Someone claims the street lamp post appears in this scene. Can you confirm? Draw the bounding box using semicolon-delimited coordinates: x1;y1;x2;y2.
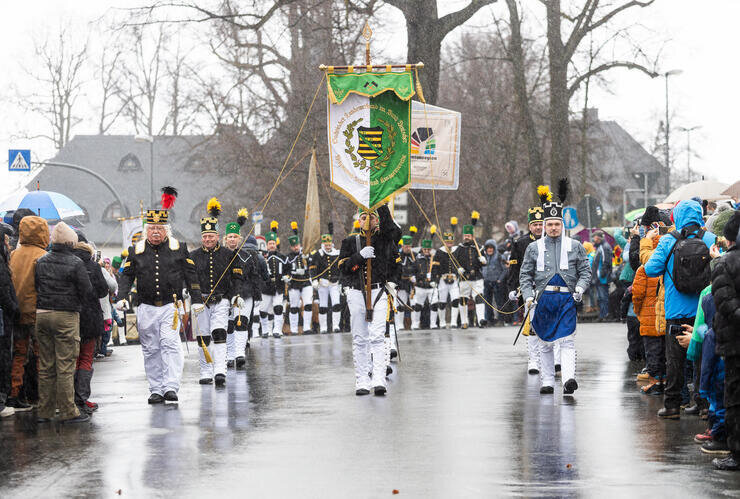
677;125;701;183
135;134;155;206
663;69;683;194
623;188;645;224
634;173;649;208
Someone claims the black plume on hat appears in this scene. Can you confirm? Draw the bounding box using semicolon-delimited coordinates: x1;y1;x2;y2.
640;206;660;227
557;178;569;204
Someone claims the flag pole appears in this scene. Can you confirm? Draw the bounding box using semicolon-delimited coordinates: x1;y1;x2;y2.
363;21;374;322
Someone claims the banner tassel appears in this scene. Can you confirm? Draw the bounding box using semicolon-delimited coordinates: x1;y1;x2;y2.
414;67;426;103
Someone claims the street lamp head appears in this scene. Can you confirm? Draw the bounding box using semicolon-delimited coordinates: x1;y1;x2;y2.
134;134;154;143
664;69;683;77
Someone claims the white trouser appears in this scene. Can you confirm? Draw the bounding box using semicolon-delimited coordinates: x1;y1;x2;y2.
136;303;184;395
437;279;461;328
195;299;230;380
458;279;485;325
289;286;314;333
527;335;540;372
260;293;284;337
252;299;261;337
411;286;438;329
347;287;389;391
394;289;411;331
230;297;252;358
317;281;341;332
539;334;576;388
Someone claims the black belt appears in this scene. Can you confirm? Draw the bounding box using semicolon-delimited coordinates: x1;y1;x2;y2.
141;297;175;307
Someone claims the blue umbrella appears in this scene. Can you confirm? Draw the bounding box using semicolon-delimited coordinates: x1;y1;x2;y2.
0;190;84;220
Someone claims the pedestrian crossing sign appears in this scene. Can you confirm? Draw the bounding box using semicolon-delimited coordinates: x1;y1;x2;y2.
8;150;31;172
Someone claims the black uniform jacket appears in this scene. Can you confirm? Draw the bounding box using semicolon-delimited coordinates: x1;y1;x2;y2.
262;251;286;295
189;244;242;305
507;232;537;294
398;250;419;292
414;252;435;289
339;205;402;290
119;237;202;306
453;241;483;280
309;247;341;283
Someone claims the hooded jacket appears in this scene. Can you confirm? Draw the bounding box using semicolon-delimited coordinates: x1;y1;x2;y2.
72;243;109;340
481;239;505;283
9;216;49;324
632;236;661;336
645;200;716;320
712;245;740;357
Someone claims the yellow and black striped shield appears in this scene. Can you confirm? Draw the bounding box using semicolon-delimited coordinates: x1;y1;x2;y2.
357;126;383;160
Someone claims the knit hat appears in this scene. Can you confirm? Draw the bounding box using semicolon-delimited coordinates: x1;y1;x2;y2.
51;222;78;246
640;206;660;227
111;256;122;269
710;209;735;237
724;211;740;244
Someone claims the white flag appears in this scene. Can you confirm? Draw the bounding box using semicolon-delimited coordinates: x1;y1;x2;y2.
122;217;143;249
409;101;461;190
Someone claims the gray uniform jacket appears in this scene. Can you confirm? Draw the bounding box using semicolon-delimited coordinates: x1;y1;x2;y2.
519;235;591;302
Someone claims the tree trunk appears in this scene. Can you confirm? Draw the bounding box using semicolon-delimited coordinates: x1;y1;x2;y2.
546;0;570;183
404;1;442;105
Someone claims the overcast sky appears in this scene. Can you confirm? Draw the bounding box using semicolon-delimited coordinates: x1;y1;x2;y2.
1;0;737;199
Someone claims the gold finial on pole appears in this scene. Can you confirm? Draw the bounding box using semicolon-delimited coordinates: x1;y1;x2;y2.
362;21;372;66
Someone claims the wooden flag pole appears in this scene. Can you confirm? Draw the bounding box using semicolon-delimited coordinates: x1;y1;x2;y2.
363;21;374;322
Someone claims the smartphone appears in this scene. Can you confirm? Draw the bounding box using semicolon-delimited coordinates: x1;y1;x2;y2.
668;324;684;336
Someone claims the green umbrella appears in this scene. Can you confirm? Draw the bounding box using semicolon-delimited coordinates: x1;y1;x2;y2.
624;208;645;222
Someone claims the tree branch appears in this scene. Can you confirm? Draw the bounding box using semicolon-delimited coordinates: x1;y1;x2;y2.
439;0;497;36
568;60;657;95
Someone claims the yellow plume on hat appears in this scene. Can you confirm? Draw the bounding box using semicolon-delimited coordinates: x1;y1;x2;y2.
290;221;298;231
121;249;129;258
471;210;480;220
430;225;437;235
537;185;552;203
207;197;222;217
270;220;278;230
353;220;361;229
450;217;458;226
409;225;418;234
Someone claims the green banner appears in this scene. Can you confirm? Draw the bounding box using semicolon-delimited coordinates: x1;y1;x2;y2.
327;71;415;105
367;92;410;209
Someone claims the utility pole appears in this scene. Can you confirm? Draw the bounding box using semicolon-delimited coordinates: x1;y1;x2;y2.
677;125;701;183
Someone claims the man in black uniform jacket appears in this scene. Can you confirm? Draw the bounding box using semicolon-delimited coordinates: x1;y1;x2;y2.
190;199;243;386
339;205;401;396
260;224;288;338
116;188;202;404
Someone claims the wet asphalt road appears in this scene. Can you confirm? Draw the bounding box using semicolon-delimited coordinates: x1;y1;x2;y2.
2;323;740;498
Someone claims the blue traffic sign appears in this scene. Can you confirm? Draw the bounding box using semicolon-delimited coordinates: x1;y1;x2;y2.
252;210;263;223
563;206;579;230
8;150;31;172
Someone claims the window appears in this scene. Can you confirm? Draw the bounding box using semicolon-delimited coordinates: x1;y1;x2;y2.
119;153;143;172
102;202;123;224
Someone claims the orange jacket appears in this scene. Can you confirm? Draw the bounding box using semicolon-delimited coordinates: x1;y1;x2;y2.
638;235;666;335
632;265;661;336
9;216;49;324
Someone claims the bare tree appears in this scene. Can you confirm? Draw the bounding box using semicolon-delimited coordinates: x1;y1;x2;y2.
94;40;129;134
383;0;497;105
21;27;88;150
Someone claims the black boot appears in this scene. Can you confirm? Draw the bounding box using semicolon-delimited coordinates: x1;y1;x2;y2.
235;356;246;370
226;360;235;369
148;393;165;404
199;378;213;385
374;386;387;396
214;373;226;386
386;365;393;376
563;379;578;395
163;391;178;402
355;388;370;396
540;386;554;394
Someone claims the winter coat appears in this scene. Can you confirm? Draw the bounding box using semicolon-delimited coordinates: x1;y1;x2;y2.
481;239;505;283
0;251;19;338
9;216;49;325
99;267;118;321
645;200;716;320
639;234;666;335
632;265;661;337
712;245;740;357
35;243;94;314
628;234;641;272
72;244;108;340
591;241;613;285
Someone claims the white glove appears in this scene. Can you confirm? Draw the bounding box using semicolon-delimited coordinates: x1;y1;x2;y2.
457;267;465;276
426;272;432;281
312;280;319;290
508;290;518;301
386;282;398;301
359;246;375;259
232;296;245;309
387;281;397;292
430;282;437;288
572;286;584;303
478;255;487;264
410;276;416;284
182;288;190;301
114;299;129;312
281;275;291;282
295;267;305;275
524;297;534;311
191;302;205;315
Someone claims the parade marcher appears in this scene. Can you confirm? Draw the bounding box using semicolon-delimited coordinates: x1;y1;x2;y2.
508;196;546;374
285;222;314;334
260;222;288;338
338;205;401;396
395;228;419;332
432;218;463;329
454;211;487;328
189;198;244;386
224;208;260;370
244;234;269;341
520;179;591;395
116;188;202;403
411;227;439;330
309;223;342;333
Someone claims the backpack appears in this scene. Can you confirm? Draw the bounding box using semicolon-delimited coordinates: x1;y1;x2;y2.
666;227;711;295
